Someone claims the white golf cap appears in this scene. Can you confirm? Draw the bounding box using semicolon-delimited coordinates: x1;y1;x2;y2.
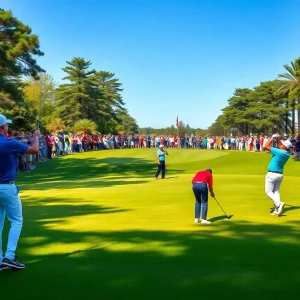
159;144;164;148
281;139;293;150
0;114;12;127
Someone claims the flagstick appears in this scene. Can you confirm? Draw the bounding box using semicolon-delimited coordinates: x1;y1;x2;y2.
176;114;179;148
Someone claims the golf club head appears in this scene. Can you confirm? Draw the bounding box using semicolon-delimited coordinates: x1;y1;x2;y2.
227;215;233;219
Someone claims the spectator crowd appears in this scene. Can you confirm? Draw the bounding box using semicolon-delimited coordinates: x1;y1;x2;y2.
6;132;300;172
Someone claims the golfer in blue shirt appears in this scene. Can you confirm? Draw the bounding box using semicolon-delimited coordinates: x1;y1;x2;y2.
0;114;40;270
154;145;168;179
264;134;292;216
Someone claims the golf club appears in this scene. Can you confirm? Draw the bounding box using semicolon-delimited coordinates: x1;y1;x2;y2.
213;196;233;219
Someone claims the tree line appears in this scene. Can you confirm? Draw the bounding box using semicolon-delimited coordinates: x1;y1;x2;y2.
207;62;300;136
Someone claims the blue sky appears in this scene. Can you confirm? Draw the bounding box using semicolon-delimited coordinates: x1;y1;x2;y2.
2;0;300;128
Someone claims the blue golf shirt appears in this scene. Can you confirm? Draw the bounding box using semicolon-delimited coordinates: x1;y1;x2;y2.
268;147;290;173
0;134;29;182
157;149;166;162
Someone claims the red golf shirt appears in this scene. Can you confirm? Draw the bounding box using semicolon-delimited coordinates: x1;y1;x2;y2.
192;170;213;188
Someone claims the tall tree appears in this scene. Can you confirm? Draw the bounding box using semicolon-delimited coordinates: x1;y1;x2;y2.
115;108;138;134
0;9;44;78
0;9;44;131
55;58;96;128
94;71;125;132
246;81;289;134
207;115;227;136
277;58;300;135
23;73;56;130
222;88;252;135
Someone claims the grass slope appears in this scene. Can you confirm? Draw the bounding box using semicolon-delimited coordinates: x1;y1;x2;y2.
1;149;300;300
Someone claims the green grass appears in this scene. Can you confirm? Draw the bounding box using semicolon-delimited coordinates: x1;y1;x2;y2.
2;149;300;300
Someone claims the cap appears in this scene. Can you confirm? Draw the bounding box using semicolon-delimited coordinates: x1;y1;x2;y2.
281;139;293;150
0;114;12;127
159;145;164;148
206;168;212;174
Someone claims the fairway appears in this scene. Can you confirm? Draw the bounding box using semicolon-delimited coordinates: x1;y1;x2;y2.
2;149;300;299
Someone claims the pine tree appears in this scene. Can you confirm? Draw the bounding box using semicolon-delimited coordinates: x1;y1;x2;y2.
94;71;125;132
0;9;44;131
55;58;96;128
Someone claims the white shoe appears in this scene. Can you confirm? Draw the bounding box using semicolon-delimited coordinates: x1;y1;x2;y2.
271;209;279;216
277;202;285;216
201;219;211;224
194;218;199;223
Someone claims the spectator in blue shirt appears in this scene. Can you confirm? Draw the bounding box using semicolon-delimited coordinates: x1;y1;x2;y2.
0;114;40;271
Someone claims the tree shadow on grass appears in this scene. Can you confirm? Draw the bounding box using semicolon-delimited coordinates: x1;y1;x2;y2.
17;156;184;190
2;213;300;300
3;152;300;299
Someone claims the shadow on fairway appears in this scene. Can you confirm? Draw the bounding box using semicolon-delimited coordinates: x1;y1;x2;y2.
2;152;300;300
209;215;229;222
2;220;300;300
269;205;300;215
17;155;184;190
283;205;300;213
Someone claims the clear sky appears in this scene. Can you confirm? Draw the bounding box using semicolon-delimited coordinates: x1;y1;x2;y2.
1;0;300;128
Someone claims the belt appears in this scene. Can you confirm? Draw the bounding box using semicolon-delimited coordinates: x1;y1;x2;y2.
268;170;282;174
0;180;15;184
193;181;207;184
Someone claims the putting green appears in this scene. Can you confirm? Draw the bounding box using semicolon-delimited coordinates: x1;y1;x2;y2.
1;149;300;299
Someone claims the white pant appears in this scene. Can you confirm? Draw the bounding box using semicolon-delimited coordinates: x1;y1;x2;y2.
265;172;283;207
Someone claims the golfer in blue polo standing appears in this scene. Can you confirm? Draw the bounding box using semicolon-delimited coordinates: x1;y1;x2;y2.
0;114;40;271
154;144;168;179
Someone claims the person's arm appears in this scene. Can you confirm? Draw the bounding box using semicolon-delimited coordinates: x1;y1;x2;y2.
264;139;273;151
208;174;215;197
276;138;285;148
265;134;278;151
208;186;215;198
25;129;40;154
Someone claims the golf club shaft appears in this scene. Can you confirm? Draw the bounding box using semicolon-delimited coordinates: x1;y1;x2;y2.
213;196;229;217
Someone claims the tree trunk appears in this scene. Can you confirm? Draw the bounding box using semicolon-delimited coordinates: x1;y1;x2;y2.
298;107;300;135
285;101;289;134
292;99;295;135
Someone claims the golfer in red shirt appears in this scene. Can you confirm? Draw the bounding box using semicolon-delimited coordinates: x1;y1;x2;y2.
192;169;215;224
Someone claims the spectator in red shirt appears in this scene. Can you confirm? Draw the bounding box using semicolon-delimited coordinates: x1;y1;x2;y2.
191;169;215;224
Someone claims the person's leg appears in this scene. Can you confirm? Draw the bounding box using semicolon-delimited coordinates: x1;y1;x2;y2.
161;161;166;178
201;192;208;220
273;179;282;203
3;186;23;260
192;185;201;222
155;162;162;178
265;173;283;211
0;203;5;261
273;175;284;214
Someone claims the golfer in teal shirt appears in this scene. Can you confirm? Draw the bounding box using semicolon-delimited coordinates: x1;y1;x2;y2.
265;134;293;216
154;145;168;179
